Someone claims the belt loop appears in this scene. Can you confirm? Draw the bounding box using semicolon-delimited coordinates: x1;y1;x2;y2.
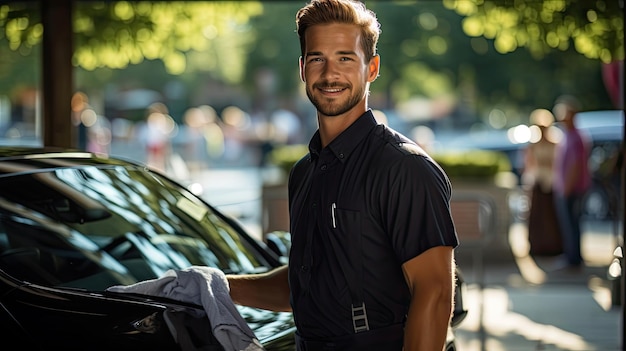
351;302;369;333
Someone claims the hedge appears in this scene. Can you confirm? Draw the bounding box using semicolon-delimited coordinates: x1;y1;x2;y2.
269;144;511;180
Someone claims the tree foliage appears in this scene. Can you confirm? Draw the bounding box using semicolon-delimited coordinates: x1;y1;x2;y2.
1;1;263;80
443;0;624;63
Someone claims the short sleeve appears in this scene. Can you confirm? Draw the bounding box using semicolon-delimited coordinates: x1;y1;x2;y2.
382;154;458;263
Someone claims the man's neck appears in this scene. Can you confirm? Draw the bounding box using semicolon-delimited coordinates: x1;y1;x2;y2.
317;108;367;148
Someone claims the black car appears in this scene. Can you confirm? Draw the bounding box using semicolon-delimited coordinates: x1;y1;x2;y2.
0;147;295;350
0;147;465;350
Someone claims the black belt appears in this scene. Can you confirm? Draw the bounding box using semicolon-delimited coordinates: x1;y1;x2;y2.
295;323;404;351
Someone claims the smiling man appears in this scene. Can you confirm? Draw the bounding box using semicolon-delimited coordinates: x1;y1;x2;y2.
228;1;459;350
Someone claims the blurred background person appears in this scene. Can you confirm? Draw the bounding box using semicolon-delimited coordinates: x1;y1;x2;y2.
180;106;208;174
522;108;562;256
71;91;112;156
138;102;176;173
552;95;591;269
178;104;226;174
198;105;226;166
221;105;255;166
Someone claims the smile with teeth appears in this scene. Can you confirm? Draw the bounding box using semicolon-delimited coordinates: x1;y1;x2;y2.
319;86;346;94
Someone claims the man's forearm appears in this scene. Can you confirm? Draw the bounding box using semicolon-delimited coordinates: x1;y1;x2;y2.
227;265;292;312
403;294;452;351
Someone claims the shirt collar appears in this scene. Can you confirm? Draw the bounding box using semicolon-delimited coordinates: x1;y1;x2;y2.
308;110;378;163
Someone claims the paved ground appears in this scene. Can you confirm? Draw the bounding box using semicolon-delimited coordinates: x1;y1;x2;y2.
454;221;623;351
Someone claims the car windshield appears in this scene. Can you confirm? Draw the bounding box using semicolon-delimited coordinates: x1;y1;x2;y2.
0;165;269;291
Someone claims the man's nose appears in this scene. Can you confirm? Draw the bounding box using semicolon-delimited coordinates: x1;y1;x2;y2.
321;60;340;80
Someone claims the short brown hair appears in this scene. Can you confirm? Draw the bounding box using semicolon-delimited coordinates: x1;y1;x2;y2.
295;0;381;61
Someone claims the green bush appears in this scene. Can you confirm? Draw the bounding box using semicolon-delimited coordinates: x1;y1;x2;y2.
431;150;511;179
270;144;511;180
269;144;309;175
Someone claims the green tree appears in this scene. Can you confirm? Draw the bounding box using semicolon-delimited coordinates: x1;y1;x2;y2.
1;1;263;80
443;0;623;63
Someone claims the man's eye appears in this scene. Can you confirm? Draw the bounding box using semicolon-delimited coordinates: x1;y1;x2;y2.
340;57;353;61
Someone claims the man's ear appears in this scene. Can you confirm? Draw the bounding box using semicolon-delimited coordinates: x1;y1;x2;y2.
299;56;305;82
368;55;380;83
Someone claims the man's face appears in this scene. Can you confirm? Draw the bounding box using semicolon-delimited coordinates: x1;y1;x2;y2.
300;23;379;118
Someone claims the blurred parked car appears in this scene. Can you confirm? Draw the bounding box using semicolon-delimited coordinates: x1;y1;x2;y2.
575;110;624;220
0;147;465;350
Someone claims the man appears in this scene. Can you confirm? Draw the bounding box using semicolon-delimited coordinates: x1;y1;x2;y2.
227;1;458;349
552;95;591;268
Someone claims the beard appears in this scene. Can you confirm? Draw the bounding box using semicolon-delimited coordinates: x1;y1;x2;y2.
306;81;365;117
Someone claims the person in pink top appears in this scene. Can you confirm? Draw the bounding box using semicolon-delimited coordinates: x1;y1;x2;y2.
552;95;591;268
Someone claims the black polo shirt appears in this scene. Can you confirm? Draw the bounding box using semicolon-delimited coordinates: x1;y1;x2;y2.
287;110;458;339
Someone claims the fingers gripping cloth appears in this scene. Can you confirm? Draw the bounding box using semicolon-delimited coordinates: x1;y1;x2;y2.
107;266;264;351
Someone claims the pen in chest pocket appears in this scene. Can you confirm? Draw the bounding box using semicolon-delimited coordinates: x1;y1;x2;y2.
331;202;337;228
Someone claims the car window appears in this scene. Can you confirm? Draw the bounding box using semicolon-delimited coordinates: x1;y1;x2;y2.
0;165;269;291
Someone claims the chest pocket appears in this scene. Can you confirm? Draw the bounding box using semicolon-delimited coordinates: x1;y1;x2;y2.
330;207;361;249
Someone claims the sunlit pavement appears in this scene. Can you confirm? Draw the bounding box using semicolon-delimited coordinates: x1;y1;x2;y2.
187;166;624;351
454;221;623;351
454;284;621;351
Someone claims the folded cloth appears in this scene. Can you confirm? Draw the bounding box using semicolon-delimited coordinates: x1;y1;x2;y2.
107;266;264;351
